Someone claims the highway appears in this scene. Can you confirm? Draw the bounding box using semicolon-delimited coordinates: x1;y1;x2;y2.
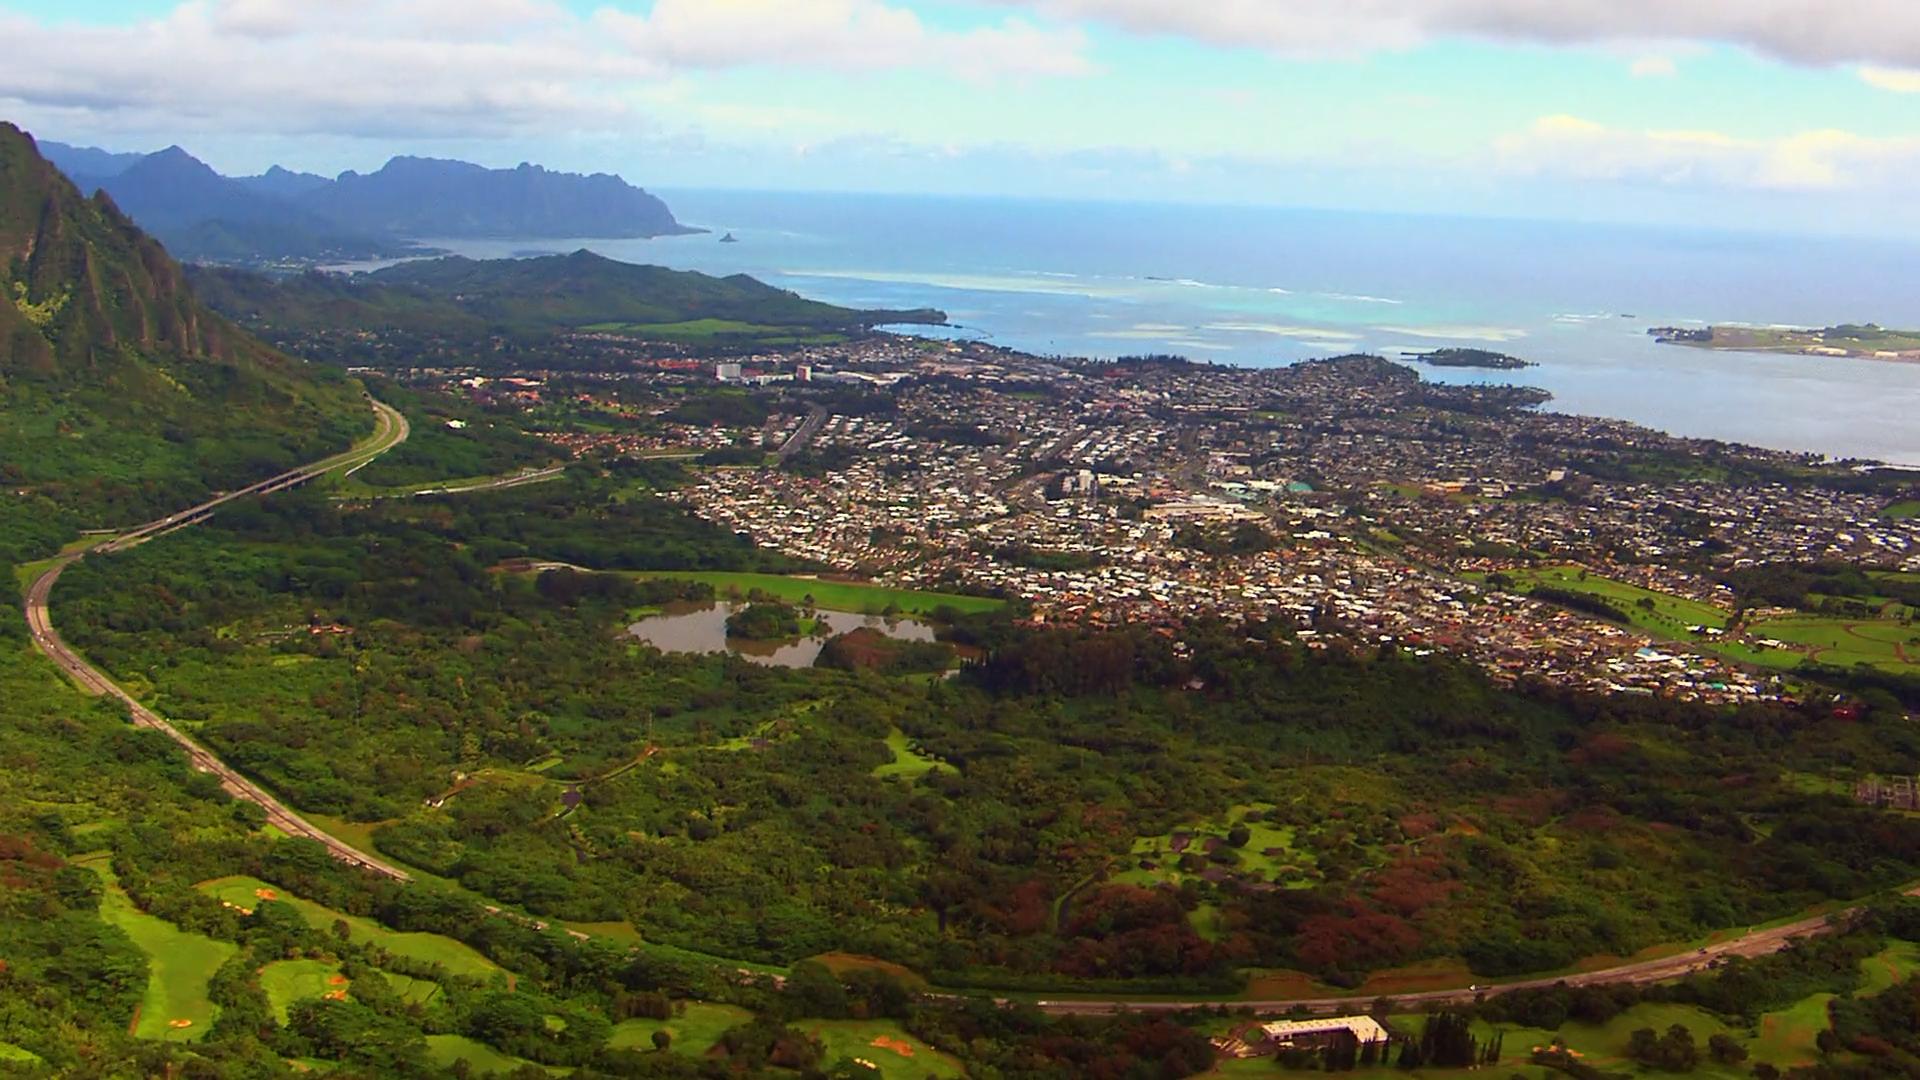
11;392;1896;1010
1031;908;1847;1015
23;397;414;882
776;405;829;463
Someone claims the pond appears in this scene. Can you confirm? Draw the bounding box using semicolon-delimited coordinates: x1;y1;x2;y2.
627;601;938;668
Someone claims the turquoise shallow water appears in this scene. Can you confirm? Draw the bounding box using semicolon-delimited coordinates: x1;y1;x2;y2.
363;191;1920;464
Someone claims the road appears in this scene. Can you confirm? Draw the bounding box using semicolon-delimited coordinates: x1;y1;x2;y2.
1032;908;1858;1015
23;396;414;882
776;406;829;463
12;394;1899;1007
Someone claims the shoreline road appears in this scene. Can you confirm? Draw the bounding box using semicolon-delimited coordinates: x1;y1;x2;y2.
23;397;413;881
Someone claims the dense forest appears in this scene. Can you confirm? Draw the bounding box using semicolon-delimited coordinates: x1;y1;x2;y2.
48;462;1920;1001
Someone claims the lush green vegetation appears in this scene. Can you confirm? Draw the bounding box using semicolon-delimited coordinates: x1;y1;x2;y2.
1415;347;1535;369
52;466;1920;998
1478;565;1730;636
191;250;945;346
726;600;807;641
344;379;557;491
1;123;372;531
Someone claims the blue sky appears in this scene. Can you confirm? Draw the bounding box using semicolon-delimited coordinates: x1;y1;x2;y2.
6;0;1920;234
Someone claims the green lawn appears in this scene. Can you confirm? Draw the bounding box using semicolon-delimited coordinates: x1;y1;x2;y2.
425;1034;536;1075
260;960;348;1023
872;727;955;780
1882;500;1920;520
1485;565;1732;634
1122;804;1321;890
1859;939;1920;995
608;1002;755;1055
1750;615;1920;675
804;1019;966;1079
87;859;236;1042
625;570;1004;617
197;876;501;979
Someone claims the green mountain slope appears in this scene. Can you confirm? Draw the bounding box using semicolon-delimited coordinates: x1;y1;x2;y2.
0;122;371;535
189;250;946;336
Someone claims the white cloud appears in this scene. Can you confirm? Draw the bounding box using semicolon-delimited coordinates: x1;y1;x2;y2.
990;0;1920;68
0;0;1091;139
1859;65;1920;92
1494;113;1920;191
1629;55;1678;78
600;0;1091;80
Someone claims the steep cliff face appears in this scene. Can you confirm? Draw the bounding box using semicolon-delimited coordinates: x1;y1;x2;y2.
0;124;249;376
0;123;369;520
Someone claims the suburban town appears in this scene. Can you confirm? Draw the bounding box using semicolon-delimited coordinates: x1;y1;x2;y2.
390;332;1920;707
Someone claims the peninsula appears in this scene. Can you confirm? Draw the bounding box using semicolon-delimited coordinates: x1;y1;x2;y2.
1650;322;1920;362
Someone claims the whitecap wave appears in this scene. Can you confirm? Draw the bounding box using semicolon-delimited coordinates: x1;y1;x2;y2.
1205;323;1363;341
1375;324;1530;343
1319;292;1403;305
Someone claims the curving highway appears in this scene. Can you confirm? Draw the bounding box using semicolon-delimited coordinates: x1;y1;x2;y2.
24;397;413;881
14;393;1897;1010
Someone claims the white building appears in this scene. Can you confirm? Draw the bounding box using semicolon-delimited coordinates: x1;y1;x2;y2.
1260;1016;1390;1048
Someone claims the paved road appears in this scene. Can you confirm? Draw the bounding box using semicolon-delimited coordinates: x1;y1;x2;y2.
776;406;829;463
24;397;414;882
1032;909;1856;1015
14;396;1895;1005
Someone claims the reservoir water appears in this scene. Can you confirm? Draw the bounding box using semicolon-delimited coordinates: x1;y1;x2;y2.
627;600;936;668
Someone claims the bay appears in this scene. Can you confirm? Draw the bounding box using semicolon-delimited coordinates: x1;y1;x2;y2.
350;191;1920;464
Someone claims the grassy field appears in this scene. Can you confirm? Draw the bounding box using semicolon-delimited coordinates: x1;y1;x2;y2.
1749;614;1920;675
1885;501;1920;520
0;1042;41;1064
197;876;501;979
872;727;955;780
260;960;350;1023
607;1002;754;1054
1480;565;1731;635
804;1019;966;1079
425;1034;536;1075
87;859;236;1042
1118;804;1321;893
624;570;1004;617
257;960;442;1023
1859;939;1920;995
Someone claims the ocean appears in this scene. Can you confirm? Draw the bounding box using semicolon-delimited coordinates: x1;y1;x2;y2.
374;190;1920;465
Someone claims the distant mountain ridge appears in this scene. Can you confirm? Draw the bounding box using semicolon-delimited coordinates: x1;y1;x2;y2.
303;156;695;240
190;249;945;336
33;139;694;267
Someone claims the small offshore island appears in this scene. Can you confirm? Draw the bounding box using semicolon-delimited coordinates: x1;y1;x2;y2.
1401;346;1536;370
1651;322;1920;363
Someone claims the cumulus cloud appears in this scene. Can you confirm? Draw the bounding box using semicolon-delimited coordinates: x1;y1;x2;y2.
0;0;1090;138
1628;55;1679;78
1494;114;1920;191
988;0;1920;68
1859;65;1920;92
600;0;1091;80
